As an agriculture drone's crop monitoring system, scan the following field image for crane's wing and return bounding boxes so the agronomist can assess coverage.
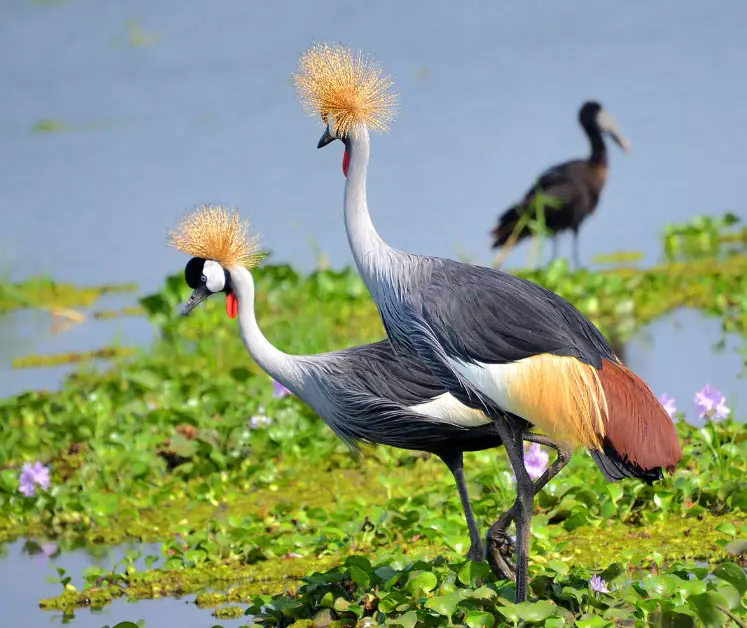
[302,339,499,453]
[329,339,450,406]
[416,258,615,368]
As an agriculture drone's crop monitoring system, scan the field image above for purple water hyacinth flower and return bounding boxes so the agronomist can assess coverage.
[272,379,291,399]
[658,393,677,421]
[18,461,51,497]
[589,574,609,593]
[694,384,730,422]
[523,442,549,481]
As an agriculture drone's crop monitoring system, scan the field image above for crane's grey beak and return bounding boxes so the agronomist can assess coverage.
[180,285,212,317]
[597,109,631,153]
[317,125,336,149]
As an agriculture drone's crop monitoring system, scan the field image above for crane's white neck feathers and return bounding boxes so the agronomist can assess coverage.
[228,265,307,393]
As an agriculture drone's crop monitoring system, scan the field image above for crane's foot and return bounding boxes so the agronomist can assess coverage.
[486,516,516,581]
[467,540,486,563]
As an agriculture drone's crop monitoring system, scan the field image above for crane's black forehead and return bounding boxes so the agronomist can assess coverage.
[184,257,206,288]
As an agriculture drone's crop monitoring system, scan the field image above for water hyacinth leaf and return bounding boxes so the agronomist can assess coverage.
[514,600,559,622]
[641,574,680,597]
[387,610,418,628]
[673,577,707,598]
[714,522,737,537]
[457,560,492,586]
[600,500,617,519]
[658,609,696,628]
[348,565,371,588]
[599,563,624,583]
[464,610,495,628]
[712,562,747,595]
[730,490,747,511]
[468,586,498,602]
[406,571,438,595]
[574,617,615,628]
[377,593,403,614]
[687,592,730,627]
[185,549,207,565]
[714,582,742,610]
[374,565,398,582]
[90,492,121,517]
[546,559,570,576]
[424,592,461,617]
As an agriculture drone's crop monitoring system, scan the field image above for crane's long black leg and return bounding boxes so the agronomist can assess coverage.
[485,420,534,602]
[572,229,581,270]
[438,451,485,562]
[487,435,573,579]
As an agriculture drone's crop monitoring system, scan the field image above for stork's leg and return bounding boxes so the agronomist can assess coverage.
[438,451,485,562]
[487,435,573,579]
[572,228,581,270]
[550,236,559,264]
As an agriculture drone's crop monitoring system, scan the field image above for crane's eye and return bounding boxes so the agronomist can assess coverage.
[201,274,207,283]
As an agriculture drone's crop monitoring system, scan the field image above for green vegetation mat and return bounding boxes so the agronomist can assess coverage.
[0,215,745,626]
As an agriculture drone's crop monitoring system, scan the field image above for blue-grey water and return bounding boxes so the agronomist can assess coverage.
[1,1,746,625]
[0,539,248,628]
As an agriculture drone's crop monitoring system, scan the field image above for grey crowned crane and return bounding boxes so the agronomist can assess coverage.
[491,101,631,268]
[169,204,572,571]
[294,43,682,602]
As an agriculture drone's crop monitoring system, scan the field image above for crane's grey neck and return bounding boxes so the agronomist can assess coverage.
[344,126,401,287]
[228,265,307,393]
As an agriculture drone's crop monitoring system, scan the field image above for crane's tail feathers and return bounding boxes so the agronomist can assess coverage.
[596,359,682,478]
[589,445,662,485]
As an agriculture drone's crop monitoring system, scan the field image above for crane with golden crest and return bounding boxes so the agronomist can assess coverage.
[293,42,682,601]
[170,203,576,573]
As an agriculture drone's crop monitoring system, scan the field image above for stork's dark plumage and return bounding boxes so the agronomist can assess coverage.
[296,44,681,602]
[491,101,630,268]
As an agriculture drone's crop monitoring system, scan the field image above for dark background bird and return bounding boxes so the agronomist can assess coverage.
[491,101,631,268]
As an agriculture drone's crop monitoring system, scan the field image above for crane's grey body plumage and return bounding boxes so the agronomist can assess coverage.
[289,339,502,455]
[341,129,615,418]
[226,265,501,457]
[184,257,545,564]
[333,124,648,599]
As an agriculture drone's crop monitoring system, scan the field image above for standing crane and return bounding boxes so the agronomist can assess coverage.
[491,101,630,269]
[169,204,573,572]
[294,43,682,602]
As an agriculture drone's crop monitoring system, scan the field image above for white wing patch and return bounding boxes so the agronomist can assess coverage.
[408,393,492,427]
[446,358,524,417]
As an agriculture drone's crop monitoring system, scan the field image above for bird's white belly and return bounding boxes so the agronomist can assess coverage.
[408,393,492,427]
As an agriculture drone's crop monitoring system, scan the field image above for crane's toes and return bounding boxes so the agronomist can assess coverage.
[486,529,516,581]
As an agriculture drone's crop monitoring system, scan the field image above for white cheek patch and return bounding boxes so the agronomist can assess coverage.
[203,260,226,293]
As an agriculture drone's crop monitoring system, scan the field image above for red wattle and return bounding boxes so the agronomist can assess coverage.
[226,292,238,319]
[342,149,350,177]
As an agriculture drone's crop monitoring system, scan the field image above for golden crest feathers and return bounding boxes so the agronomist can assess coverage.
[168,204,265,269]
[293,43,398,138]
